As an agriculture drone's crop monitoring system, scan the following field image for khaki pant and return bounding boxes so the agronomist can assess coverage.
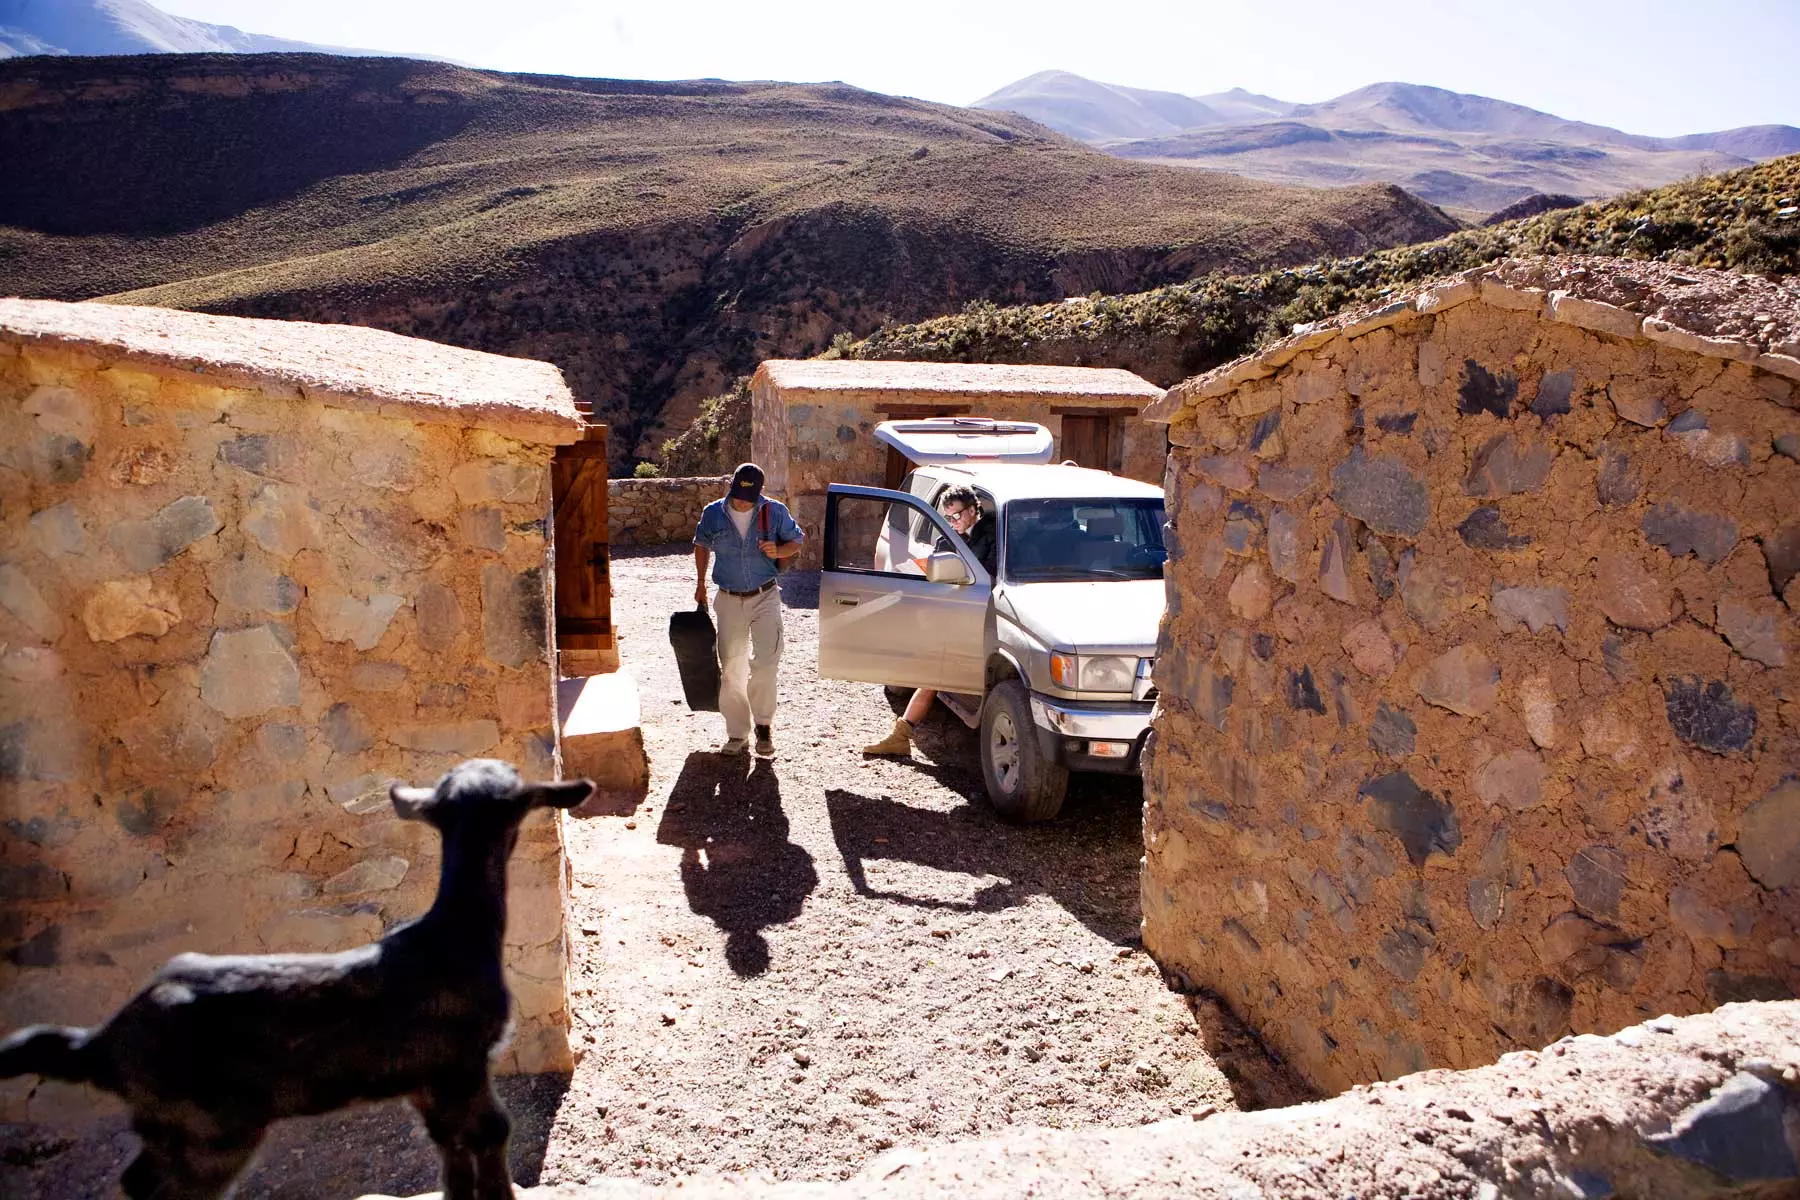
[714,585,783,739]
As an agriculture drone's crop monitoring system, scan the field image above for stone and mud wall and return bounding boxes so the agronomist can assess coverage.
[0,334,576,1113]
[608,476,728,548]
[1143,259,1800,1092]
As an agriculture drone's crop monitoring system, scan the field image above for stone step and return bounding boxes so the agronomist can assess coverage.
[556,671,648,817]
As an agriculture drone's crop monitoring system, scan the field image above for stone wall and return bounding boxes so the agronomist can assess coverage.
[1142,259,1800,1092]
[751,361,1166,569]
[0,325,579,1116]
[608,476,728,547]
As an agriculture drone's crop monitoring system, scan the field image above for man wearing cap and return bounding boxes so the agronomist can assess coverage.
[693,463,805,756]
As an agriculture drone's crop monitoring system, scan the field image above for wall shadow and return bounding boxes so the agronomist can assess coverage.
[776,568,820,610]
[655,753,818,975]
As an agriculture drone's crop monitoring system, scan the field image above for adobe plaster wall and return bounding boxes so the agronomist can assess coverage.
[1143,268,1800,1091]
[0,337,575,1121]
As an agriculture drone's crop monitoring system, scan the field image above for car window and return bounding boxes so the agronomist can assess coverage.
[1003,497,1166,583]
[831,493,949,578]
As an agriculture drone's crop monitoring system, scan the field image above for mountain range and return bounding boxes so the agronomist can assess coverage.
[0,54,1456,465]
[974,71,1800,216]
[0,0,406,59]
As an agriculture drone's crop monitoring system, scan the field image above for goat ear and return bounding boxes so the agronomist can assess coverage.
[521,779,596,810]
[389,783,438,821]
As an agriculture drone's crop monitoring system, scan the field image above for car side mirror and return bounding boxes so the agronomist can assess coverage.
[925,551,972,585]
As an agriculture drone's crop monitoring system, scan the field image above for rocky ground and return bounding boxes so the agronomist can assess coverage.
[0,546,1304,1198]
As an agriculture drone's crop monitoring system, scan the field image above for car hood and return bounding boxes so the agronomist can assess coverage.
[999,578,1166,654]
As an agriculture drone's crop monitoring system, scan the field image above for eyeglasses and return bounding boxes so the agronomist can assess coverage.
[942,506,973,521]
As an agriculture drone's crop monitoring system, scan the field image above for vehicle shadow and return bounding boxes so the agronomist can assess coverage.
[776,568,819,610]
[655,752,819,976]
[826,715,1147,946]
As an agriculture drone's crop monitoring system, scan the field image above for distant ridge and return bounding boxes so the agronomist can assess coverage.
[0,0,424,59]
[974,73,1800,215]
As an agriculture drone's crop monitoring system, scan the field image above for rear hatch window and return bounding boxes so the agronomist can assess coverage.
[874,417,1054,465]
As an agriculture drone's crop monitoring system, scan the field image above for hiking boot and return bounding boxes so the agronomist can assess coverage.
[719,736,749,756]
[863,718,913,757]
[754,724,775,757]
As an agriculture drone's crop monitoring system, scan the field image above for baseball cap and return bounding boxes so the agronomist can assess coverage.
[728,463,765,502]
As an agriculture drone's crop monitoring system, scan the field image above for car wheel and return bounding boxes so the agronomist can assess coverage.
[884,685,912,716]
[979,678,1068,823]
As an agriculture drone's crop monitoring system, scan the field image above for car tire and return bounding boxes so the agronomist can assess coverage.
[979,678,1068,823]
[884,685,912,716]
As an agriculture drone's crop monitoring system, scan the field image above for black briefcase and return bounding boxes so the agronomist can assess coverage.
[668,606,721,712]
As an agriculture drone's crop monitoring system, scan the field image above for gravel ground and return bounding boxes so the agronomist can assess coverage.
[0,546,1304,1199]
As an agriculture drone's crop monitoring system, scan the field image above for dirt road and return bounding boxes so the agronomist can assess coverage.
[0,547,1299,1198]
[537,548,1298,1186]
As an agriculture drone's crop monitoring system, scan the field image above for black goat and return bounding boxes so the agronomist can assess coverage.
[0,758,593,1200]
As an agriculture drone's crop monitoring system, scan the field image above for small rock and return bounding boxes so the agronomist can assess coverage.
[199,625,300,718]
[1489,584,1569,635]
[1285,666,1325,714]
[1518,674,1559,749]
[323,856,409,895]
[1458,506,1529,550]
[1413,644,1500,717]
[1194,453,1254,491]
[1222,500,1265,555]
[112,495,222,572]
[1458,361,1516,418]
[1642,502,1739,565]
[1765,524,1800,595]
[1464,432,1555,497]
[1716,597,1786,666]
[1565,845,1627,918]
[1668,886,1749,947]
[1737,779,1800,889]
[1533,370,1575,417]
[1257,464,1316,501]
[1663,677,1756,754]
[1368,702,1415,757]
[0,564,63,641]
[1341,619,1398,678]
[1473,749,1544,811]
[1330,448,1430,537]
[1227,562,1273,620]
[1595,551,1676,630]
[1596,446,1641,507]
[1607,379,1667,426]
[1318,518,1354,603]
[1267,509,1300,582]
[1360,770,1461,866]
[1645,1073,1798,1182]
[78,578,185,642]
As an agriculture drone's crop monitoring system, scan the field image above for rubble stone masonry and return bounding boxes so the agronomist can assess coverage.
[0,301,585,1120]
[1142,258,1800,1091]
[609,476,728,547]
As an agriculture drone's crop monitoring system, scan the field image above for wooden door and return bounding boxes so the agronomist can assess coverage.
[551,422,616,677]
[1060,414,1117,472]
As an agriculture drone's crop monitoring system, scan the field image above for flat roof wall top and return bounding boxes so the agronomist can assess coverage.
[755,358,1164,402]
[0,298,584,442]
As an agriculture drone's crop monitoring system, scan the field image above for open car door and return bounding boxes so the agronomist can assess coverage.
[819,484,990,693]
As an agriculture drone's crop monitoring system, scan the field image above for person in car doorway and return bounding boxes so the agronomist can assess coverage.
[864,486,995,758]
[695,463,804,756]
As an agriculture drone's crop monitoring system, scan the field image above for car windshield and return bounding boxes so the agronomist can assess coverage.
[1003,497,1167,582]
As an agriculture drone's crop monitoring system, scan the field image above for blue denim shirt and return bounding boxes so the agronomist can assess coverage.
[693,497,804,592]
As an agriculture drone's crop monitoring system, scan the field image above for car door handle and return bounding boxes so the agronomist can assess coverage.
[835,597,859,606]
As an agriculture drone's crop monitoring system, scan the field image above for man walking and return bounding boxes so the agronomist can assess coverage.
[694,463,804,756]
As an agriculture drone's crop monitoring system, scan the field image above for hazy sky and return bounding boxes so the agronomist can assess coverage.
[158,0,1800,138]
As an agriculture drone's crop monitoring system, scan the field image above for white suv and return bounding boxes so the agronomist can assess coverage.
[817,419,1166,821]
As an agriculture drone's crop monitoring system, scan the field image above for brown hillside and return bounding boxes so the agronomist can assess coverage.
[0,53,1456,463]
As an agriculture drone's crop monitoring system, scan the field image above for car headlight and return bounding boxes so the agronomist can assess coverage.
[1049,653,1138,692]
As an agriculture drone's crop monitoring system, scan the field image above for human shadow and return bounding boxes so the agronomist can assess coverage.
[655,753,818,976]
